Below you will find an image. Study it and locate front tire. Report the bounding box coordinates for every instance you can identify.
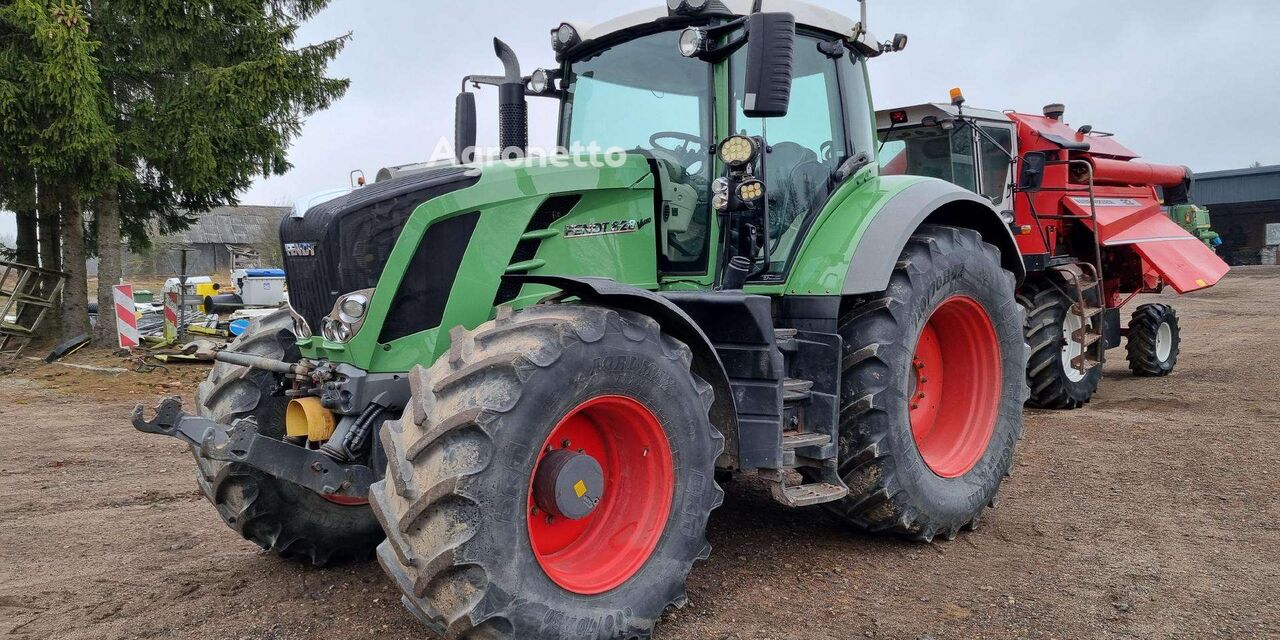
[826,225,1026,542]
[1127,304,1180,377]
[1021,279,1103,409]
[193,309,383,566]
[370,304,723,639]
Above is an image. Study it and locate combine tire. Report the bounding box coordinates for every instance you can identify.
[1127,303,1180,377]
[371,305,723,639]
[193,308,383,566]
[827,225,1026,542]
[1020,279,1103,409]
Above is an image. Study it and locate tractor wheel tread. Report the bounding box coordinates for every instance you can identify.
[821,225,1026,541]
[192,308,383,567]
[373,304,721,639]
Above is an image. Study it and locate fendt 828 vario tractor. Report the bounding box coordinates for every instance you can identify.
[134,2,1031,637]
[877,96,1230,409]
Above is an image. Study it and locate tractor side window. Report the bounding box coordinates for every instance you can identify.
[562,30,715,273]
[732,34,847,275]
[978,126,1014,205]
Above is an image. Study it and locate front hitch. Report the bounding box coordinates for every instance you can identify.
[133,397,376,503]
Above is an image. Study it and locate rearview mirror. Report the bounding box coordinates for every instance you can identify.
[1020,152,1047,192]
[742,13,795,118]
[455,92,477,164]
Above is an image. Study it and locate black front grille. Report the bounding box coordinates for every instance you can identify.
[280,166,480,329]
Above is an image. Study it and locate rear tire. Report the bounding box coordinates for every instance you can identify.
[1020,279,1103,409]
[826,225,1026,542]
[193,309,383,566]
[370,304,723,639]
[1127,304,1180,377]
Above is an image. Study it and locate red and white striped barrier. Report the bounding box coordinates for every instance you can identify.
[114,284,140,349]
[164,290,180,342]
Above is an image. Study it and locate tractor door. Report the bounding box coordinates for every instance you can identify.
[728,31,873,281]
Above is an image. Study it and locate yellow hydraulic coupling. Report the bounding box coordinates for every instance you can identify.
[286,397,337,443]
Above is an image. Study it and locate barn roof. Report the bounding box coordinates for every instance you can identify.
[162,206,291,246]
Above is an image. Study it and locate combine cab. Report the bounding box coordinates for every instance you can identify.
[879,98,1230,408]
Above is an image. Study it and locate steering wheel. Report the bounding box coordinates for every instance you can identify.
[649,131,705,169]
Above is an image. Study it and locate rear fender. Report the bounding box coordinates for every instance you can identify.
[502,275,740,464]
[784,176,1023,297]
[841,179,1025,295]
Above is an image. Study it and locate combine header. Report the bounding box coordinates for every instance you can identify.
[879,95,1229,408]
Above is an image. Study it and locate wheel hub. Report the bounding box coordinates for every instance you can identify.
[532,449,605,521]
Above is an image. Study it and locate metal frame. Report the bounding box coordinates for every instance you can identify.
[0,260,68,358]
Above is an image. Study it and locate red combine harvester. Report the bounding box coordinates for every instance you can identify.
[878,93,1230,409]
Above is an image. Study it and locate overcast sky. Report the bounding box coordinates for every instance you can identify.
[3,0,1279,238]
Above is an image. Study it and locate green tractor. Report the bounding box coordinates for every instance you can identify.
[134,1,1029,637]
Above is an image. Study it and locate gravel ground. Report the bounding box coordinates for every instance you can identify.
[2,267,1277,640]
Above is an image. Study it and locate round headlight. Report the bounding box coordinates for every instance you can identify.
[339,294,368,323]
[713,192,730,211]
[529,69,552,94]
[737,179,766,202]
[553,23,580,51]
[712,177,730,195]
[678,28,707,58]
[668,0,708,14]
[719,135,759,168]
[322,318,352,343]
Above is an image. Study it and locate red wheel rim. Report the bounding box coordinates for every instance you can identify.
[527,396,674,595]
[909,296,1002,479]
[322,495,369,507]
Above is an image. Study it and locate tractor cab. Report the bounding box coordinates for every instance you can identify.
[453,0,891,288]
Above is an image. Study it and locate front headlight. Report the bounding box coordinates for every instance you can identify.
[338,293,369,324]
[719,135,759,168]
[322,318,352,343]
[324,289,374,344]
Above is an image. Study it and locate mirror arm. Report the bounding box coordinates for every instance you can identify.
[691,17,749,62]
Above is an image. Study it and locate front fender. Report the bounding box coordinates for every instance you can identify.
[504,275,739,464]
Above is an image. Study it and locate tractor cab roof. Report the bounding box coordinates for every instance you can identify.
[571,0,864,54]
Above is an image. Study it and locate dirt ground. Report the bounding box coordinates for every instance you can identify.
[2,268,1277,640]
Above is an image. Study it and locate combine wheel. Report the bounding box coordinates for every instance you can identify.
[1020,280,1103,409]
[193,309,384,565]
[370,304,723,639]
[826,225,1026,542]
[1127,303,1180,377]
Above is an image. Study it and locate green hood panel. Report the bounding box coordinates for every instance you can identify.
[300,155,660,372]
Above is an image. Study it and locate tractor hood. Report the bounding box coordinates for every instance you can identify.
[293,154,662,373]
[281,165,482,331]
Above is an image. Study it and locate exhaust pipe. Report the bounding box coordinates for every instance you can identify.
[493,39,528,157]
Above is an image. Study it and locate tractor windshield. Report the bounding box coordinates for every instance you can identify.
[561,29,715,273]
